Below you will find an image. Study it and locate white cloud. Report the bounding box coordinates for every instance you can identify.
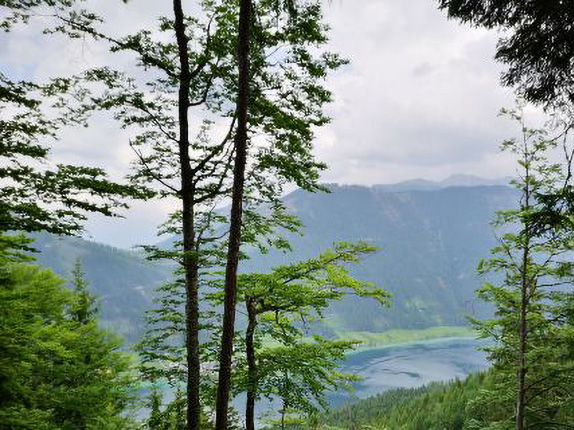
[317,0,523,186]
[1,0,540,247]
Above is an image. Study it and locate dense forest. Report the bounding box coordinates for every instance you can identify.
[2,0,574,429]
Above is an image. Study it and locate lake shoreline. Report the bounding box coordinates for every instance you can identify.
[345,335,480,357]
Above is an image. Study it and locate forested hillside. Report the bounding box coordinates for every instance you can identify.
[317,372,492,429]
[32,233,171,342]
[33,182,517,341]
[260,183,517,332]
[318,367,574,430]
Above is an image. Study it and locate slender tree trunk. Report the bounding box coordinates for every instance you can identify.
[173,1,201,429]
[516,277,528,430]
[516,144,531,430]
[214,0,252,428]
[516,244,529,430]
[280,400,286,430]
[245,297,258,430]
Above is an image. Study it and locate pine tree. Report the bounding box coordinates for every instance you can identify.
[470,106,574,429]
[0,262,138,429]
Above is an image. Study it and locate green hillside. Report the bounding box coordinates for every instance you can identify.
[318,372,492,430]
[32,183,517,342]
[32,233,172,342]
[244,183,517,332]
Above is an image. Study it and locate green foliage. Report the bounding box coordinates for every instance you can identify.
[255,338,362,421]
[437,0,574,106]
[235,242,389,315]
[0,72,150,245]
[229,242,389,423]
[0,261,138,429]
[144,389,195,430]
[70,258,98,324]
[314,372,495,430]
[32,233,172,344]
[0,2,151,258]
[138,242,388,424]
[468,107,574,429]
[46,0,344,216]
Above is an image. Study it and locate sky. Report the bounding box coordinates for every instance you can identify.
[1,0,541,248]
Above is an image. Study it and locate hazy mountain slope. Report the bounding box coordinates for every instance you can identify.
[32,182,517,341]
[244,184,517,331]
[32,233,171,342]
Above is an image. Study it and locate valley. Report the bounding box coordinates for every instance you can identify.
[33,179,516,346]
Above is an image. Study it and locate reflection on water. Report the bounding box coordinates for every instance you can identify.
[328,338,488,407]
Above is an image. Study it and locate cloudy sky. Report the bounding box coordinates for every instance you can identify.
[2,0,538,248]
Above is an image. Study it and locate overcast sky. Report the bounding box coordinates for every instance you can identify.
[2,0,539,248]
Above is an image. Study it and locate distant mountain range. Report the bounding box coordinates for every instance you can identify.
[32,177,517,342]
[369,174,510,192]
[248,181,516,332]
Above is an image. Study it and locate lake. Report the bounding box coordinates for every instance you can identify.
[150,337,489,421]
[251,337,489,417]
[328,337,488,407]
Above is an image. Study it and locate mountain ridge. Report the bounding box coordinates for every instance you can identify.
[32,181,518,342]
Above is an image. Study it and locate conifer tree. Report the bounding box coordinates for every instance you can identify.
[471,106,574,430]
[0,261,138,429]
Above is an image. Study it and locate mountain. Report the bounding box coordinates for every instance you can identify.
[31,181,518,341]
[243,183,517,332]
[372,174,511,192]
[31,233,172,342]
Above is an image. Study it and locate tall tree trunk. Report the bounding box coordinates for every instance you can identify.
[280,399,286,430]
[516,145,531,430]
[173,1,201,429]
[214,0,252,428]
[516,278,527,430]
[245,297,258,430]
[516,240,529,430]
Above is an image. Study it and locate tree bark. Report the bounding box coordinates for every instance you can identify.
[214,0,252,428]
[173,1,201,429]
[245,297,258,430]
[280,399,286,430]
[516,246,529,430]
[516,281,527,430]
[516,143,532,430]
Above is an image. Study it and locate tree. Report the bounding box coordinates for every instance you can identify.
[0,71,148,246]
[0,261,138,429]
[215,0,349,425]
[211,242,389,429]
[471,106,574,429]
[70,258,98,324]
[214,0,253,426]
[0,2,150,259]
[437,0,574,106]
[36,1,344,428]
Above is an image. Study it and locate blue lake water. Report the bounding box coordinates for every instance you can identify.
[328,337,488,407]
[147,337,489,421]
[252,337,489,417]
